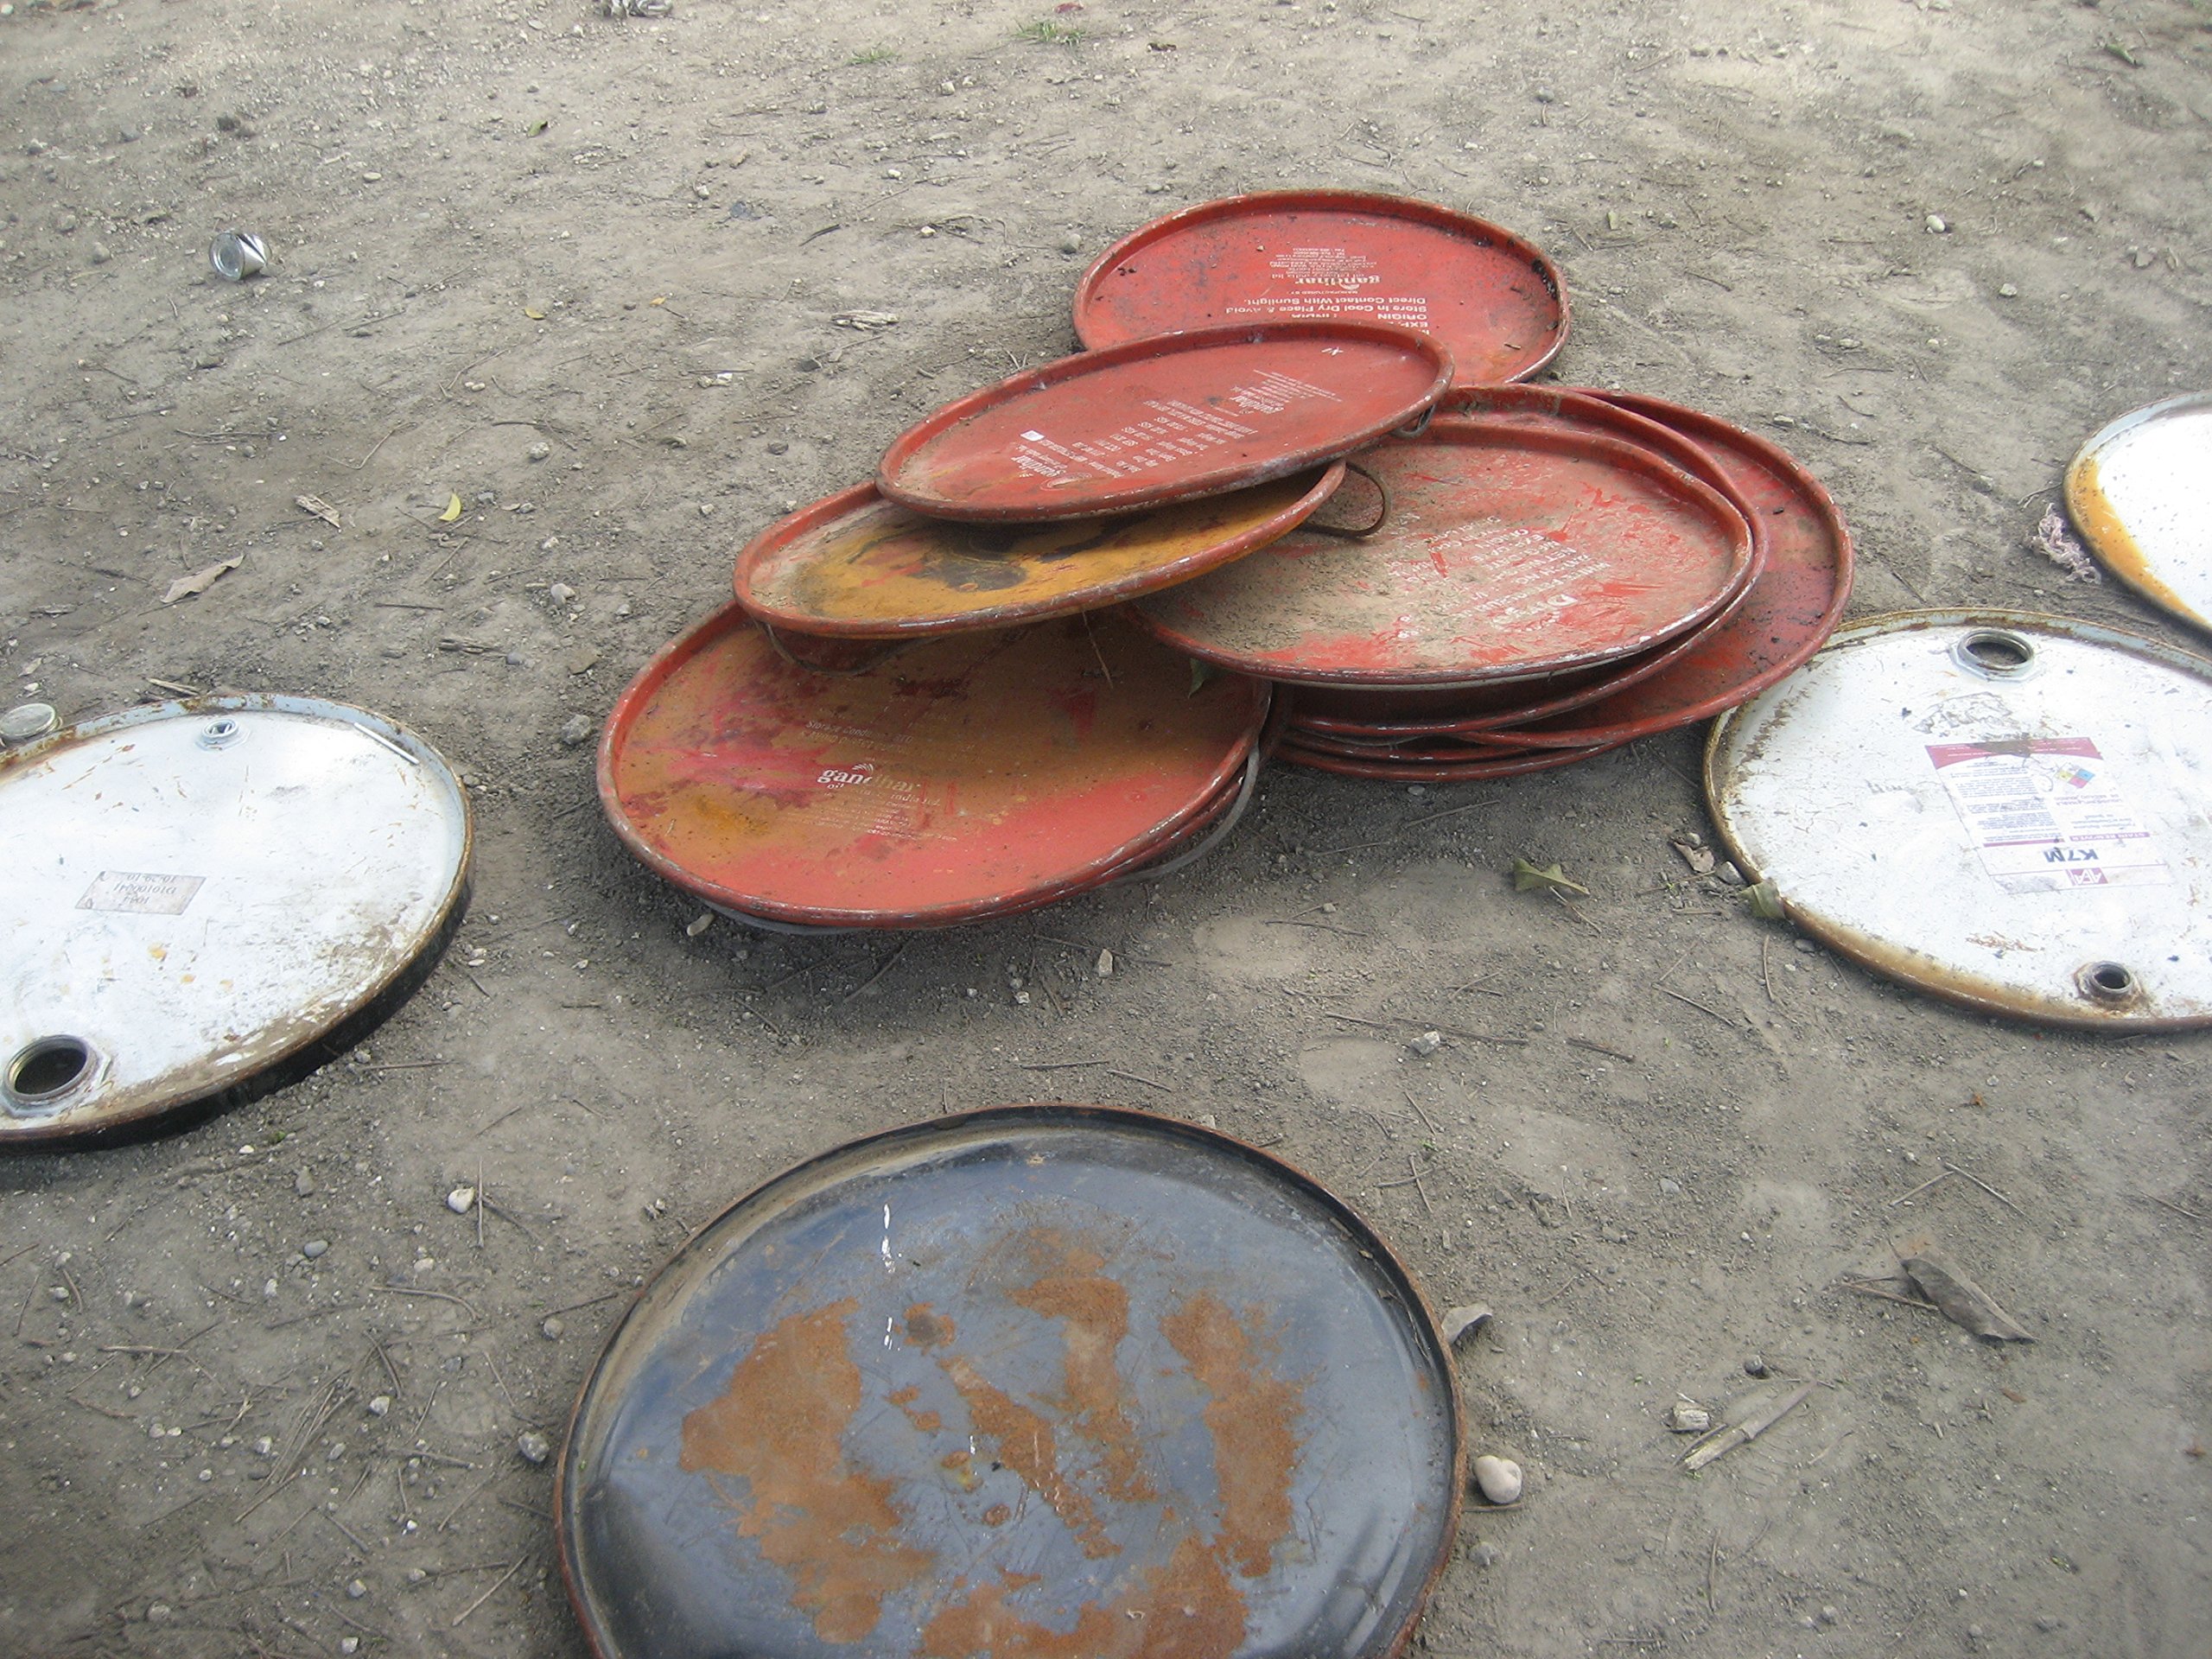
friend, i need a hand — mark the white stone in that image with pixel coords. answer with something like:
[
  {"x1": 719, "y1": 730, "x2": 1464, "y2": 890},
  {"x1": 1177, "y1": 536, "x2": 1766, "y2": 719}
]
[{"x1": 1472, "y1": 1453, "x2": 1523, "y2": 1505}]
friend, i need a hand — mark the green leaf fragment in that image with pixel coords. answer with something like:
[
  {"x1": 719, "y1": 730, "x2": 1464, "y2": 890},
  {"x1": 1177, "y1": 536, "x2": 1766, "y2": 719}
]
[{"x1": 1511, "y1": 857, "x2": 1590, "y2": 896}]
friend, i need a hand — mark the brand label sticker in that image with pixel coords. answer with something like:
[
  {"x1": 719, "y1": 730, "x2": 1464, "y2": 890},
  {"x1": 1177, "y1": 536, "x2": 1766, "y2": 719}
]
[
  {"x1": 77, "y1": 871, "x2": 207, "y2": 915},
  {"x1": 1926, "y1": 737, "x2": 2170, "y2": 893}
]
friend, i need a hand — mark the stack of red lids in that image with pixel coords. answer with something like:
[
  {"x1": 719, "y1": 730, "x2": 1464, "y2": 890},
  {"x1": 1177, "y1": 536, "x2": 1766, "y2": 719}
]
[{"x1": 601, "y1": 188, "x2": 1848, "y2": 925}]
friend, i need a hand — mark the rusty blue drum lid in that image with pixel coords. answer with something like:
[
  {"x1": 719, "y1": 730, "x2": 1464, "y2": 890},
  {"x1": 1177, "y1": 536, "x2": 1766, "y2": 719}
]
[{"x1": 556, "y1": 1105, "x2": 1463, "y2": 1659}]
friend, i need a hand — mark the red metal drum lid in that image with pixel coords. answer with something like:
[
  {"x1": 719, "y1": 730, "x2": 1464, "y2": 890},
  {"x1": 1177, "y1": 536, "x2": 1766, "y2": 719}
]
[
  {"x1": 1074, "y1": 189, "x2": 1568, "y2": 387},
  {"x1": 1484, "y1": 391, "x2": 1854, "y2": 748},
  {"x1": 597, "y1": 605, "x2": 1268, "y2": 929},
  {"x1": 1285, "y1": 385, "x2": 1773, "y2": 736},
  {"x1": 735, "y1": 465, "x2": 1345, "y2": 639},
  {"x1": 554, "y1": 1105, "x2": 1464, "y2": 1659},
  {"x1": 1278, "y1": 732, "x2": 1624, "y2": 782},
  {"x1": 876, "y1": 322, "x2": 1451, "y2": 523},
  {"x1": 1132, "y1": 416, "x2": 1756, "y2": 688}
]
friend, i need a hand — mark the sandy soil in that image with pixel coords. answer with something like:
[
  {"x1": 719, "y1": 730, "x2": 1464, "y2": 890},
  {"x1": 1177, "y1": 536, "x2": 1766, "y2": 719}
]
[{"x1": 3, "y1": 0, "x2": 2210, "y2": 1655}]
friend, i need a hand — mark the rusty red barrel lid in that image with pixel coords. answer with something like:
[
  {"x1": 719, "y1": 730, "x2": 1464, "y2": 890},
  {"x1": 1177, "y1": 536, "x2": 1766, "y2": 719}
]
[
  {"x1": 598, "y1": 604, "x2": 1268, "y2": 929},
  {"x1": 1285, "y1": 385, "x2": 1772, "y2": 738},
  {"x1": 1074, "y1": 189, "x2": 1568, "y2": 387},
  {"x1": 735, "y1": 465, "x2": 1345, "y2": 639},
  {"x1": 1279, "y1": 730, "x2": 1622, "y2": 782},
  {"x1": 1132, "y1": 413, "x2": 1756, "y2": 688},
  {"x1": 556, "y1": 1104, "x2": 1462, "y2": 1659},
  {"x1": 876, "y1": 322, "x2": 1451, "y2": 523},
  {"x1": 1484, "y1": 392, "x2": 1853, "y2": 747}
]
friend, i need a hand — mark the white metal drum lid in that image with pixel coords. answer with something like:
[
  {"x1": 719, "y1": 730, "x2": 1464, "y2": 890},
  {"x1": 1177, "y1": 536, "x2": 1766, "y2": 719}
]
[
  {"x1": 1707, "y1": 613, "x2": 2212, "y2": 1027},
  {"x1": 2066, "y1": 392, "x2": 2212, "y2": 632},
  {"x1": 0, "y1": 697, "x2": 470, "y2": 1138}
]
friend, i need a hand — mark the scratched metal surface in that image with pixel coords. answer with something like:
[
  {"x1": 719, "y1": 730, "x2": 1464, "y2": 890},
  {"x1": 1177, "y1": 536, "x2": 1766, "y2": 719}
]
[
  {"x1": 0, "y1": 696, "x2": 471, "y2": 1145},
  {"x1": 1707, "y1": 611, "x2": 2212, "y2": 1029},
  {"x1": 557, "y1": 1106, "x2": 1461, "y2": 1659},
  {"x1": 1130, "y1": 416, "x2": 1755, "y2": 689},
  {"x1": 597, "y1": 607, "x2": 1268, "y2": 929},
  {"x1": 1071, "y1": 189, "x2": 1568, "y2": 389}
]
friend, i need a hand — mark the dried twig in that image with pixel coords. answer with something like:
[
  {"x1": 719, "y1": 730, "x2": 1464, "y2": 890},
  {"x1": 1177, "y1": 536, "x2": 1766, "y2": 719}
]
[
  {"x1": 1682, "y1": 1380, "x2": 1817, "y2": 1471},
  {"x1": 1941, "y1": 1160, "x2": 2026, "y2": 1219},
  {"x1": 450, "y1": 1558, "x2": 524, "y2": 1627}
]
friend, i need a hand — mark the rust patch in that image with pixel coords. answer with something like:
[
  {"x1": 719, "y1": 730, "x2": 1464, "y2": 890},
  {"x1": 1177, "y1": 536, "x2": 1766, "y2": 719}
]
[
  {"x1": 2069, "y1": 456, "x2": 2199, "y2": 624},
  {"x1": 905, "y1": 1302, "x2": 956, "y2": 1350},
  {"x1": 918, "y1": 1535, "x2": 1244, "y2": 1659},
  {"x1": 1009, "y1": 1246, "x2": 1154, "y2": 1503},
  {"x1": 942, "y1": 1354, "x2": 1115, "y2": 1559},
  {"x1": 888, "y1": 1382, "x2": 944, "y2": 1434},
  {"x1": 1160, "y1": 1292, "x2": 1299, "y2": 1580},
  {"x1": 679, "y1": 1300, "x2": 932, "y2": 1643}
]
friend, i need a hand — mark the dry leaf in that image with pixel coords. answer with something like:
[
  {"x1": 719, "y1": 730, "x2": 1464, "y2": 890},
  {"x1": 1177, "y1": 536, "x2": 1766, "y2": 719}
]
[
  {"x1": 1897, "y1": 1240, "x2": 2035, "y2": 1342},
  {"x1": 1512, "y1": 857, "x2": 1590, "y2": 896},
  {"x1": 162, "y1": 555, "x2": 242, "y2": 605},
  {"x1": 832, "y1": 309, "x2": 899, "y2": 332},
  {"x1": 524, "y1": 117, "x2": 550, "y2": 136},
  {"x1": 523, "y1": 307, "x2": 547, "y2": 321},
  {"x1": 1671, "y1": 837, "x2": 1717, "y2": 875},
  {"x1": 438, "y1": 493, "x2": 464, "y2": 524},
  {"x1": 1746, "y1": 879, "x2": 1787, "y2": 920}
]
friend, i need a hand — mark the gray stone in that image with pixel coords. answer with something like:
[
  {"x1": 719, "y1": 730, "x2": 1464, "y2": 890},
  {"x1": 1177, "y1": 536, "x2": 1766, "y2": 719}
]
[
  {"x1": 559, "y1": 713, "x2": 594, "y2": 747},
  {"x1": 517, "y1": 1429, "x2": 552, "y2": 1465}
]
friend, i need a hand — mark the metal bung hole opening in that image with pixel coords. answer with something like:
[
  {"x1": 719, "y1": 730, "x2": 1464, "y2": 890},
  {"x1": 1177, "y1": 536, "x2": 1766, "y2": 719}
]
[
  {"x1": 199, "y1": 717, "x2": 244, "y2": 749},
  {"x1": 7, "y1": 1037, "x2": 94, "y2": 1106},
  {"x1": 1955, "y1": 629, "x2": 2036, "y2": 677},
  {"x1": 2078, "y1": 962, "x2": 2139, "y2": 1004}
]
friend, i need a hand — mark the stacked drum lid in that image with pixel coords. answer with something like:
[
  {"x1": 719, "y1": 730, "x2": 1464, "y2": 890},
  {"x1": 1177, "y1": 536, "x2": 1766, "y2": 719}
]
[
  {"x1": 603, "y1": 185, "x2": 1853, "y2": 926},
  {"x1": 607, "y1": 265, "x2": 1473, "y2": 927},
  {"x1": 1119, "y1": 385, "x2": 1855, "y2": 780}
]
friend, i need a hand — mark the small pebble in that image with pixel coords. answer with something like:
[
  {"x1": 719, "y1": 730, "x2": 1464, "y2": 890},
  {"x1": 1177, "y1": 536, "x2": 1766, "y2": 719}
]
[
  {"x1": 684, "y1": 913, "x2": 713, "y2": 938},
  {"x1": 1659, "y1": 1178, "x2": 1681, "y2": 1196},
  {"x1": 1095, "y1": 949, "x2": 1115, "y2": 978},
  {"x1": 527, "y1": 441, "x2": 551, "y2": 462},
  {"x1": 1821, "y1": 1605, "x2": 1840, "y2": 1625},
  {"x1": 367, "y1": 1395, "x2": 391, "y2": 1417},
  {"x1": 541, "y1": 1316, "x2": 566, "y2": 1340},
  {"x1": 407, "y1": 1567, "x2": 429, "y2": 1584},
  {"x1": 548, "y1": 582, "x2": 576, "y2": 605},
  {"x1": 1409, "y1": 1030, "x2": 1443, "y2": 1058},
  {"x1": 1794, "y1": 938, "x2": 1818, "y2": 954},
  {"x1": 517, "y1": 1430, "x2": 552, "y2": 1465},
  {"x1": 1925, "y1": 213, "x2": 1948, "y2": 233},
  {"x1": 1668, "y1": 1399, "x2": 1711, "y2": 1433},
  {"x1": 1998, "y1": 283, "x2": 2018, "y2": 297},
  {"x1": 766, "y1": 439, "x2": 789, "y2": 455},
  {"x1": 1715, "y1": 861, "x2": 1745, "y2": 887},
  {"x1": 1472, "y1": 1453, "x2": 1523, "y2": 1506},
  {"x1": 146, "y1": 1604, "x2": 173, "y2": 1624},
  {"x1": 302, "y1": 1239, "x2": 328, "y2": 1259},
  {"x1": 1468, "y1": 1541, "x2": 1501, "y2": 1567},
  {"x1": 342, "y1": 1640, "x2": 360, "y2": 1656},
  {"x1": 1745, "y1": 1354, "x2": 1770, "y2": 1377},
  {"x1": 559, "y1": 714, "x2": 594, "y2": 747},
  {"x1": 1058, "y1": 230, "x2": 1083, "y2": 254},
  {"x1": 446, "y1": 1185, "x2": 477, "y2": 1215},
  {"x1": 294, "y1": 1168, "x2": 315, "y2": 1196},
  {"x1": 2034, "y1": 1616, "x2": 2062, "y2": 1634}
]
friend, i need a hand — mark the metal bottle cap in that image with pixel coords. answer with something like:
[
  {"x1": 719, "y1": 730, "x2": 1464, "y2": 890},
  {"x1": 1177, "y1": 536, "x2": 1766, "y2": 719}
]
[
  {"x1": 209, "y1": 230, "x2": 270, "y2": 282},
  {"x1": 0, "y1": 703, "x2": 58, "y2": 746}
]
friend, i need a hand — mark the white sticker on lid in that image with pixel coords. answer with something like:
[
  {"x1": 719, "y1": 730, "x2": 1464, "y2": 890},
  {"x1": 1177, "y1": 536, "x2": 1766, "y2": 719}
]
[
  {"x1": 78, "y1": 871, "x2": 207, "y2": 915},
  {"x1": 1927, "y1": 738, "x2": 2171, "y2": 893}
]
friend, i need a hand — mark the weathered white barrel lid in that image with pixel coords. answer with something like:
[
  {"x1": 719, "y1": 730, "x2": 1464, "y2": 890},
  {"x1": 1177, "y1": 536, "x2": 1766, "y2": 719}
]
[
  {"x1": 0, "y1": 696, "x2": 471, "y2": 1145},
  {"x1": 1706, "y1": 611, "x2": 2212, "y2": 1029}
]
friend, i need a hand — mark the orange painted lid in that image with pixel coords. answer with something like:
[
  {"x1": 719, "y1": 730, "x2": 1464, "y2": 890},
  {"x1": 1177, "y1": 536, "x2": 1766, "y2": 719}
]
[{"x1": 734, "y1": 465, "x2": 1344, "y2": 639}]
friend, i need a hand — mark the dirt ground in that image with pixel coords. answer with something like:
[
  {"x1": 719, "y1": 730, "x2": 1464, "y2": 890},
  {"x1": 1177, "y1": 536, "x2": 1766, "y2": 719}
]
[{"x1": 3, "y1": 0, "x2": 2211, "y2": 1655}]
